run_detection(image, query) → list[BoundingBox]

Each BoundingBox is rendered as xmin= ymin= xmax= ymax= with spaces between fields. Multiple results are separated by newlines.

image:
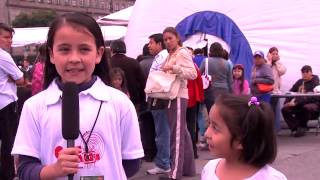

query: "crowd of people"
xmin=1 ymin=11 xmax=319 ymax=180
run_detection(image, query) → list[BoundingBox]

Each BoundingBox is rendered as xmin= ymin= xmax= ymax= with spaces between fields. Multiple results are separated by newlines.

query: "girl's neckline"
xmin=216 ymin=158 xmax=261 ymax=180
xmin=55 ymin=76 xmax=97 ymax=93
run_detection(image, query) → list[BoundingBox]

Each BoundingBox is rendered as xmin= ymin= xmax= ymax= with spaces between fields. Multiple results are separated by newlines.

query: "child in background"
xmin=201 ymin=94 xmax=287 ymax=180
xmin=31 ymin=43 xmax=46 ymax=95
xmin=12 ymin=12 xmax=143 ymax=180
xmin=232 ymin=64 xmax=249 ymax=95
xmin=110 ymin=67 xmax=130 ymax=97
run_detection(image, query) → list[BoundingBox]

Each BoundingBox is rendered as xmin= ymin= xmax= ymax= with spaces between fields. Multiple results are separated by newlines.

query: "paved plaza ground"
xmin=130 ymin=128 xmax=320 ymax=180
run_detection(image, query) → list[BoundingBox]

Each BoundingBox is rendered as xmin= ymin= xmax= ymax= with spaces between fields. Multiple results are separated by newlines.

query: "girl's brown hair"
xmin=215 ymin=94 xmax=277 ymax=168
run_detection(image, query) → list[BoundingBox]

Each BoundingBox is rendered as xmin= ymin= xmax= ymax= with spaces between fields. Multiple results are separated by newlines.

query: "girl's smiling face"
xmin=49 ymin=24 xmax=104 ymax=84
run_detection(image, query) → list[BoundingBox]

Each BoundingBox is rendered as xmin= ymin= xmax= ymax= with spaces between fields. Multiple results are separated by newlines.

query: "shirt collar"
xmin=156 ymin=49 xmax=168 ymax=59
xmin=80 ymin=77 xmax=111 ymax=102
xmin=44 ymin=77 xmax=110 ymax=105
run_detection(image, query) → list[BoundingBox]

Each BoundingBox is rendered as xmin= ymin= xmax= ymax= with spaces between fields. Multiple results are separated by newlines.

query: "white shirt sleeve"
xmin=201 ymin=159 xmax=220 ymax=180
xmin=249 ymin=165 xmax=287 ymax=180
xmin=149 ymin=50 xmax=169 ymax=72
xmin=0 ymin=50 xmax=23 ymax=80
xmin=120 ymin=99 xmax=144 ymax=159
xmin=11 ymin=98 xmax=41 ymax=159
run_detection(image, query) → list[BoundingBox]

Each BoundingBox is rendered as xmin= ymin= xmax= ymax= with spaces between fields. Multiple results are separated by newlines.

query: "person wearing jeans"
xmin=147 ymin=108 xmax=171 ymax=173
xmin=146 ymin=33 xmax=171 ymax=174
xmin=197 ymin=103 xmax=208 ymax=149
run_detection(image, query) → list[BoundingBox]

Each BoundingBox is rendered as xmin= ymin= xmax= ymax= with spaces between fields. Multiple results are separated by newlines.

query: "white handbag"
xmin=201 ymin=58 xmax=212 ymax=89
xmin=314 ymin=85 xmax=320 ymax=93
xmin=144 ymin=70 xmax=181 ymax=100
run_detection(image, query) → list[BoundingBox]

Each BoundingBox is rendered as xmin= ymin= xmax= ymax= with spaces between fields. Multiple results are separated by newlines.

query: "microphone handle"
xmin=67 ymin=139 xmax=75 ymax=180
xmin=67 ymin=140 xmax=75 ymax=148
xmin=68 ymin=174 xmax=74 ymax=180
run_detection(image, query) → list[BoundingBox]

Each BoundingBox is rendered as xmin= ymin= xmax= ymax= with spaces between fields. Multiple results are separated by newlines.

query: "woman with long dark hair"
xmin=199 ymin=42 xmax=233 ymax=112
xmin=161 ymin=27 xmax=197 ymax=180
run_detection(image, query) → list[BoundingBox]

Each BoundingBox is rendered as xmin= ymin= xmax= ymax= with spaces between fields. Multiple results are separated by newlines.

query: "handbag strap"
xmin=163 ymin=47 xmax=184 ymax=68
xmin=205 ymin=58 xmax=209 ymax=75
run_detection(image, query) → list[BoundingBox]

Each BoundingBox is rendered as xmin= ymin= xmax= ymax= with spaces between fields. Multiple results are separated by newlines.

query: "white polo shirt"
xmin=201 ymin=158 xmax=287 ymax=180
xmin=149 ymin=49 xmax=169 ymax=72
xmin=0 ymin=48 xmax=23 ymax=109
xmin=12 ymin=77 xmax=144 ymax=180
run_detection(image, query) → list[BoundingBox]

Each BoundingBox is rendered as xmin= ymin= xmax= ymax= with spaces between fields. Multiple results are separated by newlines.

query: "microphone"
xmin=62 ymin=82 xmax=79 ymax=180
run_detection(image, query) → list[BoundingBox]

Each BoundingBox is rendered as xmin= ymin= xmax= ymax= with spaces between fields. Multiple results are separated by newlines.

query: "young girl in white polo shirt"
xmin=201 ymin=94 xmax=287 ymax=180
xmin=12 ymin=12 xmax=144 ymax=180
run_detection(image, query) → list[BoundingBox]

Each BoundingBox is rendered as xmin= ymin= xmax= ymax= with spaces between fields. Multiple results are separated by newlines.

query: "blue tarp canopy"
xmin=176 ymin=11 xmax=253 ymax=80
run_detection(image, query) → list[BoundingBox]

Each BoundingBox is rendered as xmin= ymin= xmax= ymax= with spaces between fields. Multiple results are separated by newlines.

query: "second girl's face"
xmin=233 ymin=68 xmax=243 ymax=79
xmin=111 ymin=74 xmax=123 ymax=89
xmin=205 ymin=105 xmax=240 ymax=158
xmin=49 ymin=24 xmax=104 ymax=84
xmin=163 ymin=32 xmax=179 ymax=52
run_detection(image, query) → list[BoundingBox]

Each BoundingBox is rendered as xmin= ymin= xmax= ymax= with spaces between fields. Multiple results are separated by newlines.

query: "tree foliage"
xmin=12 ymin=10 xmax=57 ymax=28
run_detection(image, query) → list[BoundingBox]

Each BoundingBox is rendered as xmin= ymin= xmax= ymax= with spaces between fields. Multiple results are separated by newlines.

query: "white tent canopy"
xmin=12 ymin=25 xmax=127 ymax=47
xmin=125 ymin=0 xmax=320 ymax=90
xmin=12 ymin=27 xmax=48 ymax=47
xmin=12 ymin=7 xmax=133 ymax=47
xmin=100 ymin=25 xmax=127 ymax=41
xmin=96 ymin=6 xmax=133 ymax=26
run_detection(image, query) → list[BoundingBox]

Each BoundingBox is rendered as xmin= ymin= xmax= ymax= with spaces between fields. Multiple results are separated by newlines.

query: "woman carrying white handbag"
xmin=157 ymin=27 xmax=197 ymax=180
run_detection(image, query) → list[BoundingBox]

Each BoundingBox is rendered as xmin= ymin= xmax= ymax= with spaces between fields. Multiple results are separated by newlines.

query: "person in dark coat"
xmin=137 ymin=43 xmax=157 ymax=162
xmin=109 ymin=40 xmax=146 ymax=109
xmin=139 ymin=43 xmax=154 ymax=78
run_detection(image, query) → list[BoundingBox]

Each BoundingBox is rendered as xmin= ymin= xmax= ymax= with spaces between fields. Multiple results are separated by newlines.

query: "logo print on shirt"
xmin=54 ymin=131 xmax=104 ymax=168
xmin=79 ymin=131 xmax=104 ymax=167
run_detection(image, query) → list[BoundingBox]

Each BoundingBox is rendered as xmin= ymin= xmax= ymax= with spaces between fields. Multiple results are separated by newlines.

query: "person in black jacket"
xmin=110 ymin=40 xmax=146 ymax=110
xmin=281 ymin=65 xmax=320 ymax=137
xmin=138 ymin=43 xmax=154 ymax=77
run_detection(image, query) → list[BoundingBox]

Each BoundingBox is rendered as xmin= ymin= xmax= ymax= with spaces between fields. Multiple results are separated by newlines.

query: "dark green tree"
xmin=12 ymin=10 xmax=57 ymax=28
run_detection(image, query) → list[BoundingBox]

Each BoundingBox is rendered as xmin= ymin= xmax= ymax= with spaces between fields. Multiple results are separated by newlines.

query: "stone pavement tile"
xmin=130 ymin=150 xmax=212 ymax=180
xmin=274 ymin=130 xmax=320 ymax=180
xmin=132 ymin=130 xmax=320 ymax=180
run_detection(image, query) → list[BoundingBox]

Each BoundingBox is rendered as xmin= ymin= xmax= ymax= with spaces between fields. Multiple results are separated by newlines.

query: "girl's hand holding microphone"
xmin=40 ymin=147 xmax=81 ymax=179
